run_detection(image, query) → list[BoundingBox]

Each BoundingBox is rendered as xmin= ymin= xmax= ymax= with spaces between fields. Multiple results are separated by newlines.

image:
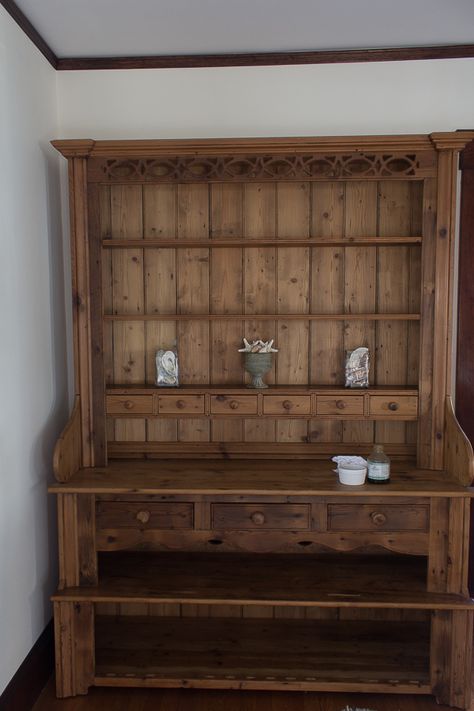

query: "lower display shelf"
xmin=94 ymin=615 xmax=431 ymax=692
xmin=53 ymin=552 xmax=474 ymax=610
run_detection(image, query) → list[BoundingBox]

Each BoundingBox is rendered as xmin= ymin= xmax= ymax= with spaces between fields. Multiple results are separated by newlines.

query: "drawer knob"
xmin=370 ymin=511 xmax=387 ymax=526
xmin=283 ymin=400 xmax=293 ymax=411
xmin=251 ymin=511 xmax=266 ymax=525
xmin=124 ymin=400 xmax=134 ymax=410
xmin=229 ymin=400 xmax=239 ymax=410
xmin=388 ymin=401 xmax=399 ymax=411
xmin=336 ymin=400 xmax=346 ymax=410
xmin=176 ymin=400 xmax=186 ymax=410
xmin=136 ymin=510 xmax=151 ymax=524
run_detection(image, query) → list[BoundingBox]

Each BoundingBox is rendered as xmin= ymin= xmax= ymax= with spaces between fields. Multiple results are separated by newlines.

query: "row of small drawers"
xmin=97 ymin=501 xmax=429 ymax=532
xmin=107 ymin=394 xmax=418 ymax=417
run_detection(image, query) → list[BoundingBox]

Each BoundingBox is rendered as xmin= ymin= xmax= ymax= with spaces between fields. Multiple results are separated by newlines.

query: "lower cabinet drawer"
xmin=158 ymin=395 xmax=205 ymax=414
xmin=106 ymin=395 xmax=154 ymax=415
xmin=211 ymin=503 xmax=310 ymax=530
xmin=210 ymin=395 xmax=258 ymax=415
xmin=97 ymin=502 xmax=194 ymax=529
xmin=369 ymin=396 xmax=418 ymax=417
xmin=327 ymin=504 xmax=429 ymax=531
xmin=263 ymin=396 xmax=311 ymax=415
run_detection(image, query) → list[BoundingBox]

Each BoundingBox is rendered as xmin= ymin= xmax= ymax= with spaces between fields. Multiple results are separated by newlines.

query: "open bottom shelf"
xmin=95 ymin=615 xmax=430 ymax=693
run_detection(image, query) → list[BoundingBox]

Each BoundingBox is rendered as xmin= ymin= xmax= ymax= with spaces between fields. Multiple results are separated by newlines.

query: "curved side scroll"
xmin=444 ymin=396 xmax=474 ymax=486
xmin=53 ymin=396 xmax=82 ymax=482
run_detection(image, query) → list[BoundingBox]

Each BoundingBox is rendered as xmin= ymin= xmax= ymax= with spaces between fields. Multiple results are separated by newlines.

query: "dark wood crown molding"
xmin=2 ymin=1 xmax=474 ymax=72
xmin=56 ymin=44 xmax=474 ymax=71
xmin=0 ymin=0 xmax=57 ymax=68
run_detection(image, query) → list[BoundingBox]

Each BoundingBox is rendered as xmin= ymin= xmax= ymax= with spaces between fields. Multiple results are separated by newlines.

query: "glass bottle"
xmin=367 ymin=444 xmax=390 ymax=484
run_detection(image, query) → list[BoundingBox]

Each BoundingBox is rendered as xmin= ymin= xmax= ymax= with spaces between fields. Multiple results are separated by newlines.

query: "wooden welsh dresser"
xmin=50 ymin=133 xmax=474 ymax=708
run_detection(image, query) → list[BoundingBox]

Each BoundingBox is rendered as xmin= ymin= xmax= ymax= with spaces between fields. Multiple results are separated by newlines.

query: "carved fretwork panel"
xmin=88 ymin=152 xmax=436 ymax=183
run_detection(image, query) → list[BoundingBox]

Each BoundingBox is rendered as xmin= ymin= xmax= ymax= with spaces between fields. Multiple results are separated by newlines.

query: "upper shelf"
xmin=103 ymin=313 xmax=421 ymax=321
xmin=102 ymin=237 xmax=423 ymax=248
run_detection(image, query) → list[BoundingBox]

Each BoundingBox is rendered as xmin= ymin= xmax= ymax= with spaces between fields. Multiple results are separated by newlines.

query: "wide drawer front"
xmin=97 ymin=502 xmax=194 ymax=529
xmin=106 ymin=395 xmax=154 ymax=415
xmin=369 ymin=396 xmax=418 ymax=417
xmin=210 ymin=395 xmax=258 ymax=414
xmin=158 ymin=395 xmax=205 ymax=414
xmin=263 ymin=396 xmax=311 ymax=415
xmin=212 ymin=503 xmax=311 ymax=530
xmin=327 ymin=504 xmax=429 ymax=531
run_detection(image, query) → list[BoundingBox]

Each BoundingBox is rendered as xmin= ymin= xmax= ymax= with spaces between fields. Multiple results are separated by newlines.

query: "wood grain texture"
xmin=444 ymin=396 xmax=474 ymax=486
xmin=54 ymin=602 xmax=94 ymax=698
xmin=53 ymin=397 xmax=82 ymax=482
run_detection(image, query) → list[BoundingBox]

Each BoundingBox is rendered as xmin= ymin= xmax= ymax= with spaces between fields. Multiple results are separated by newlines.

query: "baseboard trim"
xmin=0 ymin=620 xmax=54 ymax=711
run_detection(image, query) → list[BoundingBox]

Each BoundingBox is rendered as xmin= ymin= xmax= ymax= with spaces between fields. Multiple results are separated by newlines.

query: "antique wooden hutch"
xmin=50 ymin=133 xmax=474 ymax=708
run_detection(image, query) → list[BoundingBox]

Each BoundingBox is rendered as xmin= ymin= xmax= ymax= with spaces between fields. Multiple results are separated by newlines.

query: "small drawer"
xmin=327 ymin=504 xmax=429 ymax=532
xmin=263 ymin=396 xmax=311 ymax=415
xmin=212 ymin=503 xmax=310 ymax=530
xmin=158 ymin=395 xmax=205 ymax=414
xmin=210 ymin=395 xmax=258 ymax=415
xmin=106 ymin=395 xmax=154 ymax=415
xmin=97 ymin=501 xmax=194 ymax=530
xmin=316 ymin=396 xmax=364 ymax=416
xmin=369 ymin=396 xmax=418 ymax=417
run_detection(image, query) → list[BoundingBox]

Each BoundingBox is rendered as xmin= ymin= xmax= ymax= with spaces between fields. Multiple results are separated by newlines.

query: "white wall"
xmin=0 ymin=8 xmax=66 ymax=695
xmin=57 ymin=59 xmax=474 ymax=138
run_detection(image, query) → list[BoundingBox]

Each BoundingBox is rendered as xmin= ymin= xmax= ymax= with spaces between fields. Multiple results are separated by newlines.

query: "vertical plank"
xmin=77 ymin=495 xmax=97 ymax=585
xmin=87 ymin=185 xmax=107 ymax=465
xmin=343 ymin=182 xmax=377 ymax=443
xmin=143 ymin=186 xmax=178 ymax=443
xmin=275 ymin=183 xmax=310 ymax=445
xmin=428 ymin=497 xmax=449 ymax=593
xmin=177 ymin=183 xmax=209 ymax=240
xmin=177 ymin=184 xmax=210 ymax=441
xmin=244 ymin=183 xmax=276 ymax=441
xmin=310 ymin=183 xmax=345 ymax=443
xmin=311 ymin=182 xmax=345 ymax=240
xmin=111 ymin=186 xmax=145 ymax=443
xmin=375 ymin=181 xmax=411 ymax=444
xmin=54 ymin=601 xmax=94 ymax=698
xmin=57 ymin=494 xmax=79 ymax=589
xmin=210 ymin=183 xmax=243 ymax=239
xmin=68 ymin=158 xmax=94 ymax=466
xmin=143 ymin=184 xmax=178 ymax=383
xmin=431 ymin=151 xmax=459 ymax=468
xmin=418 ymin=178 xmax=437 ymax=468
xmin=143 ymin=183 xmax=177 ymax=239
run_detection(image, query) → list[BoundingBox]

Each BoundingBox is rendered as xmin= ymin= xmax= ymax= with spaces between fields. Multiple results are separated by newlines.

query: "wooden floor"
xmin=34 ymin=679 xmax=466 ymax=711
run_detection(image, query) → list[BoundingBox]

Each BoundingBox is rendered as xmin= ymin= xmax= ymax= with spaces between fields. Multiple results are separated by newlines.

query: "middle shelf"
xmin=52 ymin=552 xmax=474 ymax=610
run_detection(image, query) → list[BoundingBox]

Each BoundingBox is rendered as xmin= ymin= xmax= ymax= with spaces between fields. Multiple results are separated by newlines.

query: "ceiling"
xmin=12 ymin=0 xmax=474 ymax=59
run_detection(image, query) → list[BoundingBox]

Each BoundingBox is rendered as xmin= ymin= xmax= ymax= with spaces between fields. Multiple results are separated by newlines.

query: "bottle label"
xmin=368 ymin=462 xmax=390 ymax=481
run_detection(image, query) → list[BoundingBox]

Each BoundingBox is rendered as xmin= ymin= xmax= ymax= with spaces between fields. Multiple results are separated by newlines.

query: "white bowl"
xmin=338 ymin=464 xmax=367 ymax=486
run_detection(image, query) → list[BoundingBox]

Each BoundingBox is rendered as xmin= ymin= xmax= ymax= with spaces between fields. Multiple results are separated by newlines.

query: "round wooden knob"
xmin=388 ymin=401 xmax=399 ymax=411
xmin=283 ymin=400 xmax=293 ymax=411
xmin=124 ymin=400 xmax=134 ymax=410
xmin=370 ymin=511 xmax=387 ymax=526
xmin=336 ymin=400 xmax=346 ymax=410
xmin=229 ymin=400 xmax=239 ymax=410
xmin=176 ymin=400 xmax=186 ymax=410
xmin=136 ymin=510 xmax=151 ymax=524
xmin=251 ymin=511 xmax=266 ymax=525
